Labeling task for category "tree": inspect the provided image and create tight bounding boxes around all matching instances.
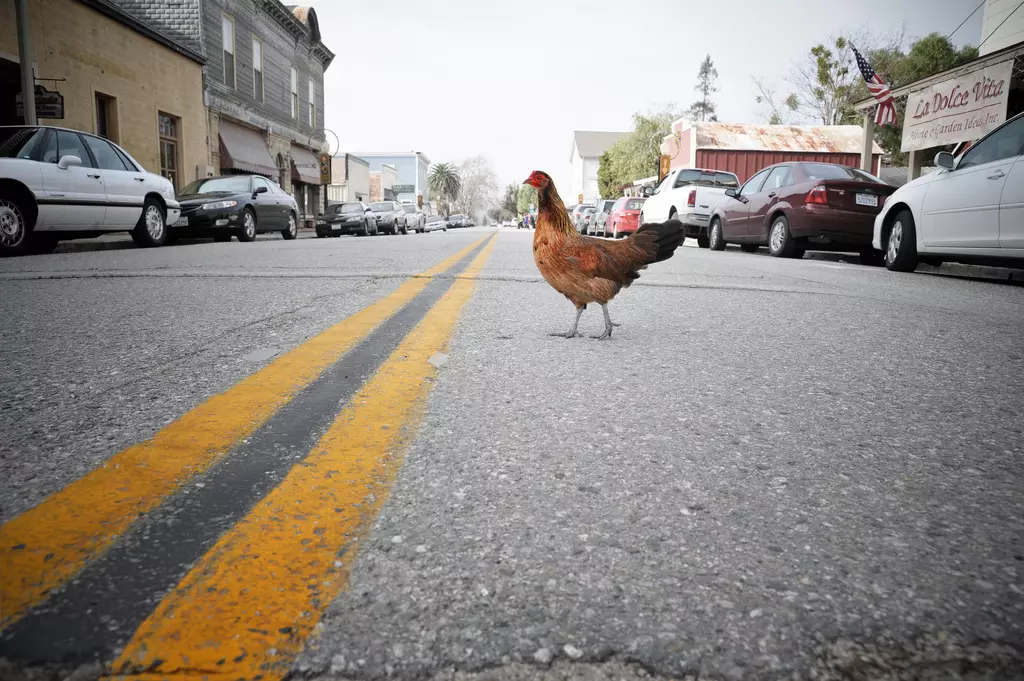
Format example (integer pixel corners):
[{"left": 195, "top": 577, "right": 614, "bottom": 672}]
[
  {"left": 687, "top": 55, "right": 719, "bottom": 122},
  {"left": 516, "top": 184, "right": 537, "bottom": 215},
  {"left": 753, "top": 77, "right": 799, "bottom": 125},
  {"left": 599, "top": 106, "right": 684, "bottom": 197},
  {"left": 597, "top": 151, "right": 618, "bottom": 199},
  {"left": 455, "top": 156, "right": 499, "bottom": 221},
  {"left": 428, "top": 162, "right": 461, "bottom": 217},
  {"left": 502, "top": 182, "right": 519, "bottom": 216}
]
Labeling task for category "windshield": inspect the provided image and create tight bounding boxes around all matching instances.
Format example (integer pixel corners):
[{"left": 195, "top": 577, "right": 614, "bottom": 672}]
[
  {"left": 801, "top": 163, "right": 885, "bottom": 183},
  {"left": 402, "top": 205, "right": 417, "bottom": 213},
  {"left": 426, "top": 215, "right": 441, "bottom": 222},
  {"left": 181, "top": 176, "right": 251, "bottom": 194},
  {"left": 332, "top": 203, "right": 364, "bottom": 214},
  {"left": 370, "top": 202, "right": 393, "bottom": 211}
]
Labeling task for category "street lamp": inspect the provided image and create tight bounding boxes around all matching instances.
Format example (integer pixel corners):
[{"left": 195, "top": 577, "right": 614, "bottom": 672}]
[{"left": 306, "top": 128, "right": 341, "bottom": 213}]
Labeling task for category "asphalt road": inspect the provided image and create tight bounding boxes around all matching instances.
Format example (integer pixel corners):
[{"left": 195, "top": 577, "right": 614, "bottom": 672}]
[{"left": 1, "top": 228, "right": 1022, "bottom": 681}]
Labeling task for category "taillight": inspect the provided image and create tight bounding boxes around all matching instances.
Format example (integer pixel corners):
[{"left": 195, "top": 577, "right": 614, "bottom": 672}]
[
  {"left": 806, "top": 185, "right": 828, "bottom": 205},
  {"left": 687, "top": 189, "right": 696, "bottom": 207}
]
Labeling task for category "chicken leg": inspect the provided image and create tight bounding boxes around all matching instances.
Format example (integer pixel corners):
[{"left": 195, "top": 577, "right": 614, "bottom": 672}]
[
  {"left": 592, "top": 303, "right": 622, "bottom": 340},
  {"left": 550, "top": 305, "right": 585, "bottom": 339}
]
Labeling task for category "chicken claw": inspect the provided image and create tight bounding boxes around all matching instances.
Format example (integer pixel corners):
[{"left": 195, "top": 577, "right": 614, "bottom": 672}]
[
  {"left": 592, "top": 304, "right": 620, "bottom": 340},
  {"left": 550, "top": 306, "right": 585, "bottom": 339}
]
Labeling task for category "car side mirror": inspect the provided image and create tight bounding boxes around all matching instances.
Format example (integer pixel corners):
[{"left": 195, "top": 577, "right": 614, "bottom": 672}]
[
  {"left": 57, "top": 155, "right": 82, "bottom": 170},
  {"left": 253, "top": 185, "right": 268, "bottom": 195},
  {"left": 725, "top": 188, "right": 738, "bottom": 198},
  {"left": 934, "top": 151, "right": 956, "bottom": 170},
  {"left": 642, "top": 186, "right": 654, "bottom": 197}
]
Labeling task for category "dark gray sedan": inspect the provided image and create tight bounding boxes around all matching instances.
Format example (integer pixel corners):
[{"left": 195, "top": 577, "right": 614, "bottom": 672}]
[
  {"left": 369, "top": 201, "right": 408, "bottom": 235},
  {"left": 315, "top": 202, "right": 378, "bottom": 237}
]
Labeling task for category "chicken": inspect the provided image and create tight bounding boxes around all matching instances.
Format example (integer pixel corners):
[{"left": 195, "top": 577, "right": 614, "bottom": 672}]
[{"left": 524, "top": 170, "right": 685, "bottom": 340}]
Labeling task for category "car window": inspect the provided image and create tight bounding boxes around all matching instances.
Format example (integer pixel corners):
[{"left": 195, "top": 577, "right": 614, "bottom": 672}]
[
  {"left": 673, "top": 169, "right": 702, "bottom": 188},
  {"left": 698, "top": 171, "right": 717, "bottom": 187},
  {"left": 625, "top": 199, "right": 645, "bottom": 210},
  {"left": 715, "top": 172, "right": 739, "bottom": 188},
  {"left": 739, "top": 168, "right": 771, "bottom": 197},
  {"left": 253, "top": 177, "right": 271, "bottom": 193},
  {"left": 56, "top": 130, "right": 94, "bottom": 167},
  {"left": 0, "top": 128, "right": 49, "bottom": 160},
  {"left": 611, "top": 198, "right": 625, "bottom": 212},
  {"left": 112, "top": 145, "right": 140, "bottom": 172},
  {"left": 83, "top": 135, "right": 130, "bottom": 171},
  {"left": 958, "top": 115, "right": 1024, "bottom": 169},
  {"left": 762, "top": 166, "right": 791, "bottom": 191},
  {"left": 182, "top": 176, "right": 251, "bottom": 194}
]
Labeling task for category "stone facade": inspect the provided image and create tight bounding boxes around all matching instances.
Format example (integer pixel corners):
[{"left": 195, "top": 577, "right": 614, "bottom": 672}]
[{"left": 0, "top": 0, "right": 207, "bottom": 191}]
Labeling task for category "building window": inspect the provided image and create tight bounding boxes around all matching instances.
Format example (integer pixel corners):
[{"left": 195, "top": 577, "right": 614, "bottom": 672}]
[
  {"left": 158, "top": 112, "right": 179, "bottom": 190},
  {"left": 95, "top": 93, "right": 117, "bottom": 141},
  {"left": 290, "top": 68, "right": 298, "bottom": 119},
  {"left": 252, "top": 36, "right": 263, "bottom": 101},
  {"left": 222, "top": 15, "right": 235, "bottom": 89},
  {"left": 308, "top": 78, "right": 315, "bottom": 127}
]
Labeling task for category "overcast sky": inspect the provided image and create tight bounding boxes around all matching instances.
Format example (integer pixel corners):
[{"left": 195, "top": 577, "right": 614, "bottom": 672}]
[{"left": 315, "top": 0, "right": 983, "bottom": 195}]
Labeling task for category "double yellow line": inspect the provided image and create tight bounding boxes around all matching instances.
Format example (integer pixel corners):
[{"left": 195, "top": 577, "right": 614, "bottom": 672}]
[{"left": 1, "top": 232, "right": 497, "bottom": 675}]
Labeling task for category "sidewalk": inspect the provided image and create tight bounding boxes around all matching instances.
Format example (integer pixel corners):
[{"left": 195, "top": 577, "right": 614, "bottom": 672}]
[{"left": 52, "top": 229, "right": 317, "bottom": 254}]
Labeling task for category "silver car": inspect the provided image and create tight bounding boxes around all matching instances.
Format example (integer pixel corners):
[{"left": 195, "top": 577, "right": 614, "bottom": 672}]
[
  {"left": 401, "top": 203, "right": 426, "bottom": 232},
  {"left": 369, "top": 200, "right": 409, "bottom": 235},
  {"left": 424, "top": 215, "right": 448, "bottom": 232},
  {"left": 0, "top": 125, "right": 180, "bottom": 256},
  {"left": 590, "top": 199, "right": 618, "bottom": 236}
]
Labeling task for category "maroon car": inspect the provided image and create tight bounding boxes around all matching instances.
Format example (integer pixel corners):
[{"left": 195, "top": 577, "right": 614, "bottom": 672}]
[{"left": 707, "top": 162, "right": 896, "bottom": 264}]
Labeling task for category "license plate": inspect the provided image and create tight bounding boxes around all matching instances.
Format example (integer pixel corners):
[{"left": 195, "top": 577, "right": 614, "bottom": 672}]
[
  {"left": 331, "top": 223, "right": 341, "bottom": 230},
  {"left": 173, "top": 217, "right": 188, "bottom": 227},
  {"left": 855, "top": 193, "right": 878, "bottom": 207}
]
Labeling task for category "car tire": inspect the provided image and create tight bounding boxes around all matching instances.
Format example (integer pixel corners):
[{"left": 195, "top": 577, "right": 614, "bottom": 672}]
[
  {"left": 885, "top": 209, "right": 918, "bottom": 272},
  {"left": 281, "top": 213, "right": 297, "bottom": 240},
  {"left": 740, "top": 244, "right": 759, "bottom": 253},
  {"left": 708, "top": 218, "right": 725, "bottom": 251},
  {"left": 214, "top": 234, "right": 232, "bottom": 243},
  {"left": 859, "top": 248, "right": 883, "bottom": 266},
  {"left": 0, "top": 190, "right": 35, "bottom": 257},
  {"left": 767, "top": 215, "right": 795, "bottom": 257},
  {"left": 237, "top": 208, "right": 257, "bottom": 242},
  {"left": 130, "top": 197, "right": 167, "bottom": 248},
  {"left": 696, "top": 232, "right": 710, "bottom": 248}
]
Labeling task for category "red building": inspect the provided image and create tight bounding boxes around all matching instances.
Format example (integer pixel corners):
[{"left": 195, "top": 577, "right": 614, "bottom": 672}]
[{"left": 661, "top": 121, "right": 882, "bottom": 183}]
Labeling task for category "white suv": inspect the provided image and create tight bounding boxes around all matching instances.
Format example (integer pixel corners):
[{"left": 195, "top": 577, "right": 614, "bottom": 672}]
[{"left": 0, "top": 126, "right": 180, "bottom": 256}]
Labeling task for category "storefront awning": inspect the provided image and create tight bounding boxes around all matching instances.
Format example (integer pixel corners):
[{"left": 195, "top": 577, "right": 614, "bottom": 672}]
[
  {"left": 219, "top": 120, "right": 277, "bottom": 176},
  {"left": 291, "top": 145, "right": 321, "bottom": 185}
]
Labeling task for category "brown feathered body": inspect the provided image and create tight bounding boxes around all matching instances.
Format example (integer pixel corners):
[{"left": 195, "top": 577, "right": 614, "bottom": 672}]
[{"left": 532, "top": 180, "right": 684, "bottom": 308}]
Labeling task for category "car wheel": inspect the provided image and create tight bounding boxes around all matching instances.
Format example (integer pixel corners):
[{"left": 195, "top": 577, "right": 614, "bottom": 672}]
[
  {"left": 237, "top": 208, "right": 257, "bottom": 242},
  {"left": 215, "top": 234, "right": 232, "bottom": 242},
  {"left": 0, "top": 191, "right": 34, "bottom": 257},
  {"left": 708, "top": 219, "right": 725, "bottom": 251},
  {"left": 131, "top": 197, "right": 167, "bottom": 248},
  {"left": 767, "top": 215, "right": 795, "bottom": 257},
  {"left": 612, "top": 223, "right": 619, "bottom": 239},
  {"left": 696, "top": 232, "right": 710, "bottom": 248},
  {"left": 885, "top": 209, "right": 918, "bottom": 272},
  {"left": 740, "top": 244, "right": 759, "bottom": 253},
  {"left": 859, "top": 248, "right": 883, "bottom": 267},
  {"left": 281, "top": 213, "right": 297, "bottom": 240}
]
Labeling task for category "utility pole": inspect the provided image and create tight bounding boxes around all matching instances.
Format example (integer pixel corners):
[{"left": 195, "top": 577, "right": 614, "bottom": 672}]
[{"left": 15, "top": 0, "right": 36, "bottom": 125}]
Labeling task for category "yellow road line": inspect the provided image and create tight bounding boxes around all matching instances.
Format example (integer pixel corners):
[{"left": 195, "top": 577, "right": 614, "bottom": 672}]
[
  {"left": 0, "top": 235, "right": 490, "bottom": 629},
  {"left": 110, "top": 233, "right": 498, "bottom": 681}
]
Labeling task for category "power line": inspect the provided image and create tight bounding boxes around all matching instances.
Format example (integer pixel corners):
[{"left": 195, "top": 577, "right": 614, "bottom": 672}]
[
  {"left": 978, "top": 0, "right": 1024, "bottom": 50},
  {"left": 947, "top": 1, "right": 985, "bottom": 42}
]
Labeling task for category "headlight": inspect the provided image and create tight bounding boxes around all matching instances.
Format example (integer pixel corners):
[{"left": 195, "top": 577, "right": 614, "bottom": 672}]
[
  {"left": 317, "top": 220, "right": 326, "bottom": 225},
  {"left": 200, "top": 200, "right": 238, "bottom": 210}
]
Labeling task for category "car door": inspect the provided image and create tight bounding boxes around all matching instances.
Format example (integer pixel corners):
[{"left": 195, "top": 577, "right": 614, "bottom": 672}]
[
  {"left": 81, "top": 134, "right": 145, "bottom": 228},
  {"left": 722, "top": 168, "right": 771, "bottom": 240},
  {"left": 251, "top": 176, "right": 279, "bottom": 230},
  {"left": 36, "top": 129, "right": 106, "bottom": 229},
  {"left": 644, "top": 172, "right": 675, "bottom": 222},
  {"left": 746, "top": 166, "right": 791, "bottom": 240},
  {"left": 999, "top": 153, "right": 1024, "bottom": 249},
  {"left": 920, "top": 115, "right": 1024, "bottom": 249}
]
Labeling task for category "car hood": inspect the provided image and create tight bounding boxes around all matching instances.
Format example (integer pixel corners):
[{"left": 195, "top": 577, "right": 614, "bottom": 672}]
[
  {"left": 178, "top": 191, "right": 243, "bottom": 207},
  {"left": 321, "top": 212, "right": 364, "bottom": 220},
  {"left": 894, "top": 168, "right": 946, "bottom": 193}
]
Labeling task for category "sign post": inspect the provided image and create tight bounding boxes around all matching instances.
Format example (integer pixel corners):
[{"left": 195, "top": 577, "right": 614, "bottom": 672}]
[{"left": 318, "top": 153, "right": 331, "bottom": 214}]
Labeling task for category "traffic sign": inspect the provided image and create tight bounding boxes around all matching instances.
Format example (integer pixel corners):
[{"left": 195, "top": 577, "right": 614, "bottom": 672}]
[{"left": 318, "top": 153, "right": 331, "bottom": 185}]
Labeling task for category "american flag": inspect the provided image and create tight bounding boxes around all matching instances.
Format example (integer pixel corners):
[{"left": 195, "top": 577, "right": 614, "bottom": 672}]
[{"left": 852, "top": 45, "right": 897, "bottom": 126}]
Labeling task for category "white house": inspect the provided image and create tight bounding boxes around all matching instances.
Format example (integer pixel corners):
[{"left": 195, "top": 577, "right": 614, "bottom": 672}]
[
  {"left": 568, "top": 130, "right": 628, "bottom": 205},
  {"left": 327, "top": 154, "right": 370, "bottom": 203},
  {"left": 981, "top": 0, "right": 1024, "bottom": 56}
]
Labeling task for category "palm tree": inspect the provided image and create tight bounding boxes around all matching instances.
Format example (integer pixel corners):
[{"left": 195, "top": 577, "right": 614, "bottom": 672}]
[{"left": 428, "top": 162, "right": 462, "bottom": 216}]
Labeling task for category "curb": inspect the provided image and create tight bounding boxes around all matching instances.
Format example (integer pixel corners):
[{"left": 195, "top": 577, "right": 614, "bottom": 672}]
[{"left": 53, "top": 230, "right": 317, "bottom": 254}]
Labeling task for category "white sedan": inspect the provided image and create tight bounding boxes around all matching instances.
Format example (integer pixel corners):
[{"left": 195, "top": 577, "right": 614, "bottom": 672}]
[
  {"left": 0, "top": 125, "right": 179, "bottom": 256},
  {"left": 874, "top": 112, "right": 1024, "bottom": 272}
]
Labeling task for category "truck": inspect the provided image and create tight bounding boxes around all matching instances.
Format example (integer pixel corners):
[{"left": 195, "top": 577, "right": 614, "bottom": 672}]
[{"left": 639, "top": 168, "right": 740, "bottom": 247}]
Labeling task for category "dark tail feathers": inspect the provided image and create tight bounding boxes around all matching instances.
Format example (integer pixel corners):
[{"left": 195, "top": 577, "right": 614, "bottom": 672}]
[{"left": 633, "top": 218, "right": 685, "bottom": 264}]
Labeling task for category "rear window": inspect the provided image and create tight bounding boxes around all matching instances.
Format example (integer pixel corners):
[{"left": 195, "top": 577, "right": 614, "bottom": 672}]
[
  {"left": 624, "top": 199, "right": 645, "bottom": 211},
  {"left": 0, "top": 127, "right": 47, "bottom": 160},
  {"left": 800, "top": 163, "right": 884, "bottom": 183},
  {"left": 715, "top": 172, "right": 739, "bottom": 188}
]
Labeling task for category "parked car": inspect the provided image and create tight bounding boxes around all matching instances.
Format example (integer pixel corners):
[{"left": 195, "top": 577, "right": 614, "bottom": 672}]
[
  {"left": 402, "top": 203, "right": 426, "bottom": 232},
  {"left": 369, "top": 200, "right": 408, "bottom": 234},
  {"left": 606, "top": 197, "right": 646, "bottom": 238},
  {"left": 590, "top": 199, "right": 618, "bottom": 236},
  {"left": 315, "top": 201, "right": 378, "bottom": 237},
  {"left": 874, "top": 112, "right": 1024, "bottom": 272},
  {"left": 424, "top": 214, "right": 448, "bottom": 232},
  {"left": 571, "top": 204, "right": 594, "bottom": 231},
  {"left": 0, "top": 125, "right": 180, "bottom": 256},
  {"left": 447, "top": 214, "right": 469, "bottom": 228},
  {"left": 641, "top": 168, "right": 739, "bottom": 247},
  {"left": 707, "top": 162, "right": 896, "bottom": 262},
  {"left": 174, "top": 175, "right": 298, "bottom": 242},
  {"left": 578, "top": 206, "right": 596, "bottom": 234}
]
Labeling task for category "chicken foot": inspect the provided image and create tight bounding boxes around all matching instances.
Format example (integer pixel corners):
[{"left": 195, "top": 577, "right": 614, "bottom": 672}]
[
  {"left": 592, "top": 303, "right": 622, "bottom": 340},
  {"left": 550, "top": 305, "right": 585, "bottom": 339}
]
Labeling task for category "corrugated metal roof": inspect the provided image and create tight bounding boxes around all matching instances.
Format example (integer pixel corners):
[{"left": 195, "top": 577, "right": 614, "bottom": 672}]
[
  {"left": 678, "top": 121, "right": 883, "bottom": 154},
  {"left": 571, "top": 131, "right": 629, "bottom": 161}
]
